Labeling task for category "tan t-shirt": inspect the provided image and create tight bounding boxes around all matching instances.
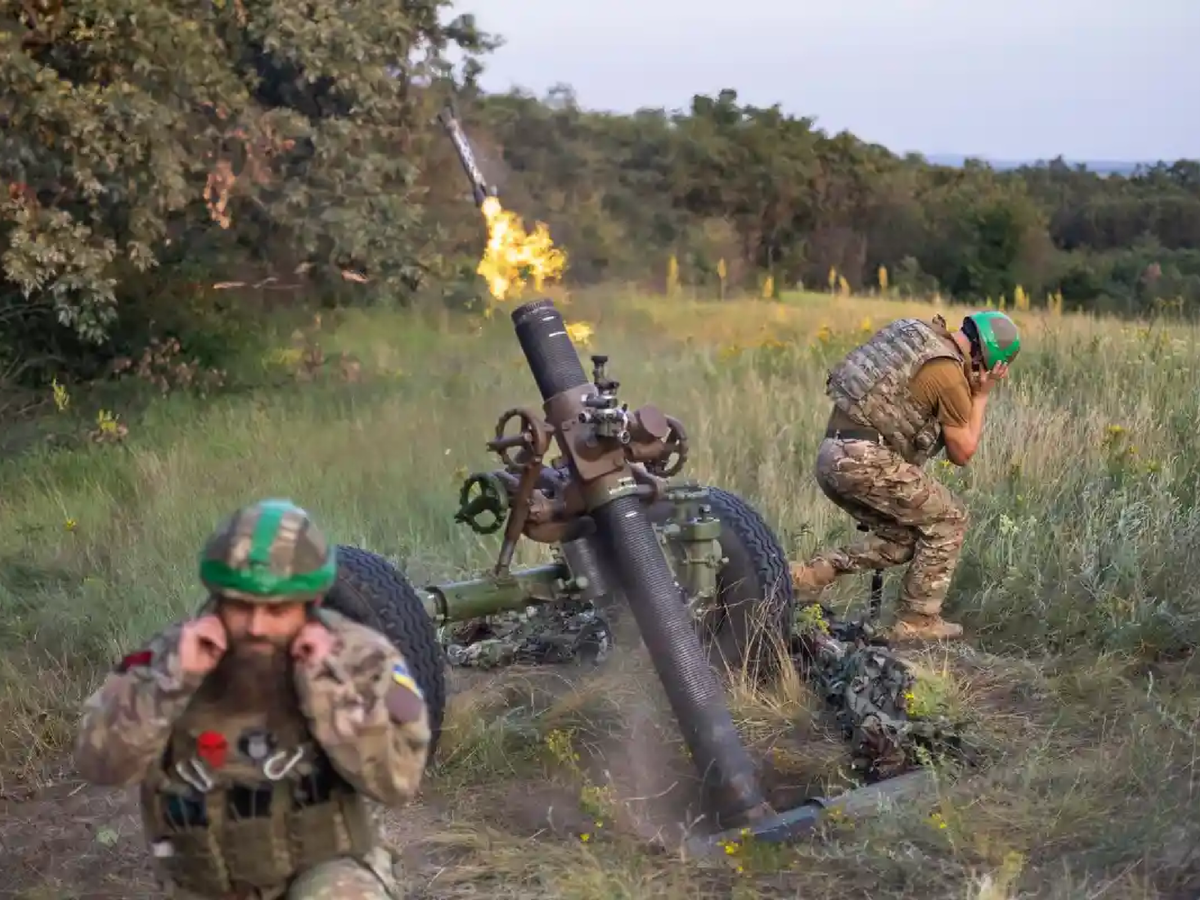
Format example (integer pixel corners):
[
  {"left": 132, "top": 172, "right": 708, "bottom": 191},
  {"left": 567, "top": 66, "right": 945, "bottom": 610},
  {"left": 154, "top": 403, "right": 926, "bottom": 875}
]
[{"left": 909, "top": 358, "right": 972, "bottom": 429}]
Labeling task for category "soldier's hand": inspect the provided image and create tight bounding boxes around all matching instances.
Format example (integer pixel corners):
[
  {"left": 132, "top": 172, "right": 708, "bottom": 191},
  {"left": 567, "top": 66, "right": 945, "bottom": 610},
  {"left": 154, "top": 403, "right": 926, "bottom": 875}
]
[
  {"left": 179, "top": 615, "right": 227, "bottom": 677},
  {"left": 291, "top": 621, "right": 336, "bottom": 668},
  {"left": 974, "top": 360, "right": 1010, "bottom": 396}
]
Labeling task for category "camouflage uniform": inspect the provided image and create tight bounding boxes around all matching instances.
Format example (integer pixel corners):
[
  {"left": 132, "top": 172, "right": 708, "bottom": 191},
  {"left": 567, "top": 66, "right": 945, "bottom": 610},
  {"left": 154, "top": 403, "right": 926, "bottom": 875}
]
[
  {"left": 794, "top": 317, "right": 975, "bottom": 635},
  {"left": 809, "top": 437, "right": 970, "bottom": 619},
  {"left": 441, "top": 601, "right": 612, "bottom": 669},
  {"left": 74, "top": 500, "right": 429, "bottom": 900}
]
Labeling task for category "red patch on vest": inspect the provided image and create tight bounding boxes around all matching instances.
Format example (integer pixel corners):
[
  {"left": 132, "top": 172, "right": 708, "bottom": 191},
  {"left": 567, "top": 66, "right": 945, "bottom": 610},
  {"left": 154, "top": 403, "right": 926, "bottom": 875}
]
[
  {"left": 196, "top": 731, "right": 228, "bottom": 769},
  {"left": 115, "top": 650, "right": 153, "bottom": 673}
]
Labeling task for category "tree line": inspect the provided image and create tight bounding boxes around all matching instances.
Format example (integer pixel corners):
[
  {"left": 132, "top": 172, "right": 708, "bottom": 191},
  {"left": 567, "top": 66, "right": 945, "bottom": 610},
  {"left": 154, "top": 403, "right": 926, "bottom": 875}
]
[{"left": 2, "top": 0, "right": 1198, "bottom": 391}]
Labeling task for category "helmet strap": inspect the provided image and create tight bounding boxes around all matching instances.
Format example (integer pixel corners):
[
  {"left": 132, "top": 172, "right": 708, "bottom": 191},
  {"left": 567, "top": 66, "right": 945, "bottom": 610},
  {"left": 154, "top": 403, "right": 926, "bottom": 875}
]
[{"left": 960, "top": 318, "right": 985, "bottom": 370}]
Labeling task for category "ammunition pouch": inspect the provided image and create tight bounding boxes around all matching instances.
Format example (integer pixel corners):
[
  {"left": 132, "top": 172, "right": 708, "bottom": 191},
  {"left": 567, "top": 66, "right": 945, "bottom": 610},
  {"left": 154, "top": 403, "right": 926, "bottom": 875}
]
[{"left": 142, "top": 749, "right": 376, "bottom": 897}]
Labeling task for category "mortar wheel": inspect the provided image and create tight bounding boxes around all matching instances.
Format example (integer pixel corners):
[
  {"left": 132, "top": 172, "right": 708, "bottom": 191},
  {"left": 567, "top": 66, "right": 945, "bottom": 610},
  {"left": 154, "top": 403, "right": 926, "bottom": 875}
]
[
  {"left": 323, "top": 545, "right": 447, "bottom": 761},
  {"left": 651, "top": 486, "right": 796, "bottom": 682}
]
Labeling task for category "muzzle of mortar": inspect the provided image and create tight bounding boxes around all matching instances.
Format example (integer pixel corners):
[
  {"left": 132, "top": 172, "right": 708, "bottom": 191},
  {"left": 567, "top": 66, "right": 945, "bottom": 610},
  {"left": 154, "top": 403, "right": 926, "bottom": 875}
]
[{"left": 419, "top": 296, "right": 936, "bottom": 847}]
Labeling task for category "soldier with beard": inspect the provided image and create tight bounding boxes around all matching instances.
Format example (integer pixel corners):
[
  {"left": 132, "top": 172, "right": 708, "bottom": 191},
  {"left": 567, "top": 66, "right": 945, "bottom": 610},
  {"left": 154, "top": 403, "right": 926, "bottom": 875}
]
[{"left": 73, "top": 499, "right": 430, "bottom": 900}]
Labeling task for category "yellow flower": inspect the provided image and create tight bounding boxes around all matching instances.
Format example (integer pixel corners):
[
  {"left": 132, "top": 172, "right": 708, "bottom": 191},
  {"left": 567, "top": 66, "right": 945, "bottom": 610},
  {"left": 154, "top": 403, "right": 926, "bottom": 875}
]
[
  {"left": 565, "top": 322, "right": 594, "bottom": 347},
  {"left": 51, "top": 377, "right": 70, "bottom": 412}
]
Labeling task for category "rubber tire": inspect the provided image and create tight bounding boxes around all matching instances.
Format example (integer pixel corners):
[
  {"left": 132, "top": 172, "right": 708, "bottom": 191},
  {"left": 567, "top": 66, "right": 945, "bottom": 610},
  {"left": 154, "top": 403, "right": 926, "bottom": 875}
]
[
  {"left": 323, "top": 545, "right": 447, "bottom": 761},
  {"left": 650, "top": 486, "right": 795, "bottom": 682}
]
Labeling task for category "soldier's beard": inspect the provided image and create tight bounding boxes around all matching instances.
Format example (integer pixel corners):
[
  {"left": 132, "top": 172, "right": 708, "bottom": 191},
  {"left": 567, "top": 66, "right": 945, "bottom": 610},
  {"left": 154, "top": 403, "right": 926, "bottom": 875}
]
[{"left": 208, "top": 639, "right": 298, "bottom": 710}]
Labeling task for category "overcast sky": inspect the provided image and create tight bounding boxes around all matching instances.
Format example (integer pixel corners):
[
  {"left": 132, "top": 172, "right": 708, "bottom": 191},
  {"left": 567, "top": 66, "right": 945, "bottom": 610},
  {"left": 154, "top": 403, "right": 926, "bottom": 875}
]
[{"left": 453, "top": 0, "right": 1199, "bottom": 162}]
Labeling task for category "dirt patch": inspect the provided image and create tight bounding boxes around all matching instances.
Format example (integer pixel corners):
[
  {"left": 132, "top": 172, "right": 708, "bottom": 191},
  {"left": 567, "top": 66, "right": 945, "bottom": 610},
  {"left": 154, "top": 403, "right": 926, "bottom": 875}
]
[
  {"left": 0, "top": 780, "right": 156, "bottom": 899},
  {"left": 0, "top": 638, "right": 1086, "bottom": 900}
]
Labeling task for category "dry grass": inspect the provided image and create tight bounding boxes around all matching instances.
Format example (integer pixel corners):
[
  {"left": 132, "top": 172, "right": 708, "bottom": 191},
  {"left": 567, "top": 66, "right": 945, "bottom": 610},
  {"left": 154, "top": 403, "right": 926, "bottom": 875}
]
[{"left": 2, "top": 287, "right": 1200, "bottom": 897}]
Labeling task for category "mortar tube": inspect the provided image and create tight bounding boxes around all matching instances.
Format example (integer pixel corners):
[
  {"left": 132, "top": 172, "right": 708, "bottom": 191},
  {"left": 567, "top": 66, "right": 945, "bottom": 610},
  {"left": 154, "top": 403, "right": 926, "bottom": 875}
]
[{"left": 509, "top": 298, "right": 771, "bottom": 827}]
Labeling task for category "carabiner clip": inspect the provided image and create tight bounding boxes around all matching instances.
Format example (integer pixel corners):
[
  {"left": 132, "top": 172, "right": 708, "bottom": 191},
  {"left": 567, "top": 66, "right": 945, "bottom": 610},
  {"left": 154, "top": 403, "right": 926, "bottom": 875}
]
[
  {"left": 175, "top": 758, "right": 215, "bottom": 793},
  {"left": 262, "top": 747, "right": 304, "bottom": 781}
]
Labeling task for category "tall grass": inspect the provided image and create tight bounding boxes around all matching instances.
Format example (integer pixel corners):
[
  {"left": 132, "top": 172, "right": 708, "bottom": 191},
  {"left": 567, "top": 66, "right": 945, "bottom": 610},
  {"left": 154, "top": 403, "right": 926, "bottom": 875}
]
[{"left": 2, "top": 287, "right": 1199, "bottom": 897}]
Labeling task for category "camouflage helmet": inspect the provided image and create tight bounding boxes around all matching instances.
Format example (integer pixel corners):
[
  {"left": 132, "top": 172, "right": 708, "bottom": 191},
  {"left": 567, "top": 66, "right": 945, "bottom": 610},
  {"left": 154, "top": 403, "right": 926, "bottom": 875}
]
[
  {"left": 963, "top": 310, "right": 1021, "bottom": 368},
  {"left": 199, "top": 499, "right": 337, "bottom": 603}
]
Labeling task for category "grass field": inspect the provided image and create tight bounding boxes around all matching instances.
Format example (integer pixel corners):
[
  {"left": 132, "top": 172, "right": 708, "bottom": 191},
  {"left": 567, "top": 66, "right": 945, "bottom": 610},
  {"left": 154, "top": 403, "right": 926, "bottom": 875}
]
[{"left": 2, "top": 287, "right": 1200, "bottom": 898}]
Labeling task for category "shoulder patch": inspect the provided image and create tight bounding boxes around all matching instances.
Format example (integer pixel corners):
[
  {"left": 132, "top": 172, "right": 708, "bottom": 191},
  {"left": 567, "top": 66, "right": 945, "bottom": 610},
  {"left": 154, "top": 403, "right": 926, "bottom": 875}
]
[
  {"left": 115, "top": 649, "right": 153, "bottom": 673},
  {"left": 391, "top": 661, "right": 423, "bottom": 700}
]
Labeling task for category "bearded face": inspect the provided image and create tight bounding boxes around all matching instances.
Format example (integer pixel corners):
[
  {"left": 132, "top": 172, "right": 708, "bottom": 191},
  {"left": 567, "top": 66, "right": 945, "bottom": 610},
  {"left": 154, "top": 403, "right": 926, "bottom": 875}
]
[
  {"left": 205, "top": 596, "right": 309, "bottom": 707},
  {"left": 215, "top": 596, "right": 309, "bottom": 652}
]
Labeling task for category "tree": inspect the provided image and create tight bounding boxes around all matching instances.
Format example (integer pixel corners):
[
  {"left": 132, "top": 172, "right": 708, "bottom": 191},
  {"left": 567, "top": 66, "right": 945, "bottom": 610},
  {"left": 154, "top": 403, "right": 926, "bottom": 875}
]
[{"left": 0, "top": 0, "right": 494, "bottom": 370}]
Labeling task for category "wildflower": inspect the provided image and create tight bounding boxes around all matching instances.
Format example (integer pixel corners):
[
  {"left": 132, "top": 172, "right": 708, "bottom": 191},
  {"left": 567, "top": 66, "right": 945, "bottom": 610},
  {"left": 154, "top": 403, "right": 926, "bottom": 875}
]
[
  {"left": 795, "top": 604, "right": 830, "bottom": 634},
  {"left": 565, "top": 322, "right": 594, "bottom": 347},
  {"left": 51, "top": 378, "right": 70, "bottom": 412},
  {"left": 89, "top": 409, "right": 128, "bottom": 444}
]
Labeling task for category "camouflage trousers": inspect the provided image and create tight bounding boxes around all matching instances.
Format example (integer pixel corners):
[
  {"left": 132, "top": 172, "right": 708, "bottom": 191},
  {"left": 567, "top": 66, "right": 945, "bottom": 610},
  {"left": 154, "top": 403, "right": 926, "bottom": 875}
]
[
  {"left": 441, "top": 602, "right": 613, "bottom": 669},
  {"left": 167, "top": 848, "right": 399, "bottom": 899},
  {"left": 806, "top": 438, "right": 969, "bottom": 617}
]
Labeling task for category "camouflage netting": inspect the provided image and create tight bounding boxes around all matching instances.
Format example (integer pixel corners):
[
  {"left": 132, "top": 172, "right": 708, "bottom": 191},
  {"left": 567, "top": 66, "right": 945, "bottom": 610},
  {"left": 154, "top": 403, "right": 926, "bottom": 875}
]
[
  {"left": 439, "top": 601, "right": 613, "bottom": 669},
  {"left": 436, "top": 600, "right": 976, "bottom": 782},
  {"left": 793, "top": 603, "right": 977, "bottom": 781}
]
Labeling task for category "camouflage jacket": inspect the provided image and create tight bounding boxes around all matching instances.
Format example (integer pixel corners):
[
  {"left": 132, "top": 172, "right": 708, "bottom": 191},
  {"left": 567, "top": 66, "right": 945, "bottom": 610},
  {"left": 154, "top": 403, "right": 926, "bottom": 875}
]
[{"left": 73, "top": 608, "right": 429, "bottom": 896}]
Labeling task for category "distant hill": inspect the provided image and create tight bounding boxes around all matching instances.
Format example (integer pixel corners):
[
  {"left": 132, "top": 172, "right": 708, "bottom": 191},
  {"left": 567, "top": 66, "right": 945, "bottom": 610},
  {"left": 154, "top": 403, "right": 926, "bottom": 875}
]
[{"left": 923, "top": 154, "right": 1147, "bottom": 176}]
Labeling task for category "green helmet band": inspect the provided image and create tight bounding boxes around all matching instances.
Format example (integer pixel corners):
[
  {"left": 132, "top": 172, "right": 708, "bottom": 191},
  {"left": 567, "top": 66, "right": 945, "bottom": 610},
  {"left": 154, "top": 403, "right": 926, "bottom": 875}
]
[
  {"left": 199, "top": 554, "right": 336, "bottom": 600},
  {"left": 199, "top": 498, "right": 337, "bottom": 601}
]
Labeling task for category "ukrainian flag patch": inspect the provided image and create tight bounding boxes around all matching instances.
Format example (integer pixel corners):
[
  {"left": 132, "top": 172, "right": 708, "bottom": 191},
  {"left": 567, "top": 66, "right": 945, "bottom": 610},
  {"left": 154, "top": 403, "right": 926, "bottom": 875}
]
[{"left": 391, "top": 661, "right": 423, "bottom": 699}]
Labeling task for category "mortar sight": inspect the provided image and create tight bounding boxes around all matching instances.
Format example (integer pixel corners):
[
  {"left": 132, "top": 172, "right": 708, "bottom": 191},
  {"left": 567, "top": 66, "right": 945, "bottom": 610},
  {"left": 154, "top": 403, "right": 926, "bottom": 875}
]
[{"left": 453, "top": 307, "right": 689, "bottom": 576}]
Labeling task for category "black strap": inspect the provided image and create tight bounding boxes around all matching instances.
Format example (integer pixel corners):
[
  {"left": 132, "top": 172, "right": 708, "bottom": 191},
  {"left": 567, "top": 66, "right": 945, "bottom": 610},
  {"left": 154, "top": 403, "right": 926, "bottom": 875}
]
[{"left": 825, "top": 426, "right": 882, "bottom": 443}]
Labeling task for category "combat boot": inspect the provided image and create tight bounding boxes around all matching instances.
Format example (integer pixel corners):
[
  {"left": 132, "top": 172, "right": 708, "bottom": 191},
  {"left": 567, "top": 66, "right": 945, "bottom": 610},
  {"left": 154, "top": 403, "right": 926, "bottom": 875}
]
[
  {"left": 790, "top": 558, "right": 837, "bottom": 596},
  {"left": 886, "top": 612, "right": 964, "bottom": 642}
]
